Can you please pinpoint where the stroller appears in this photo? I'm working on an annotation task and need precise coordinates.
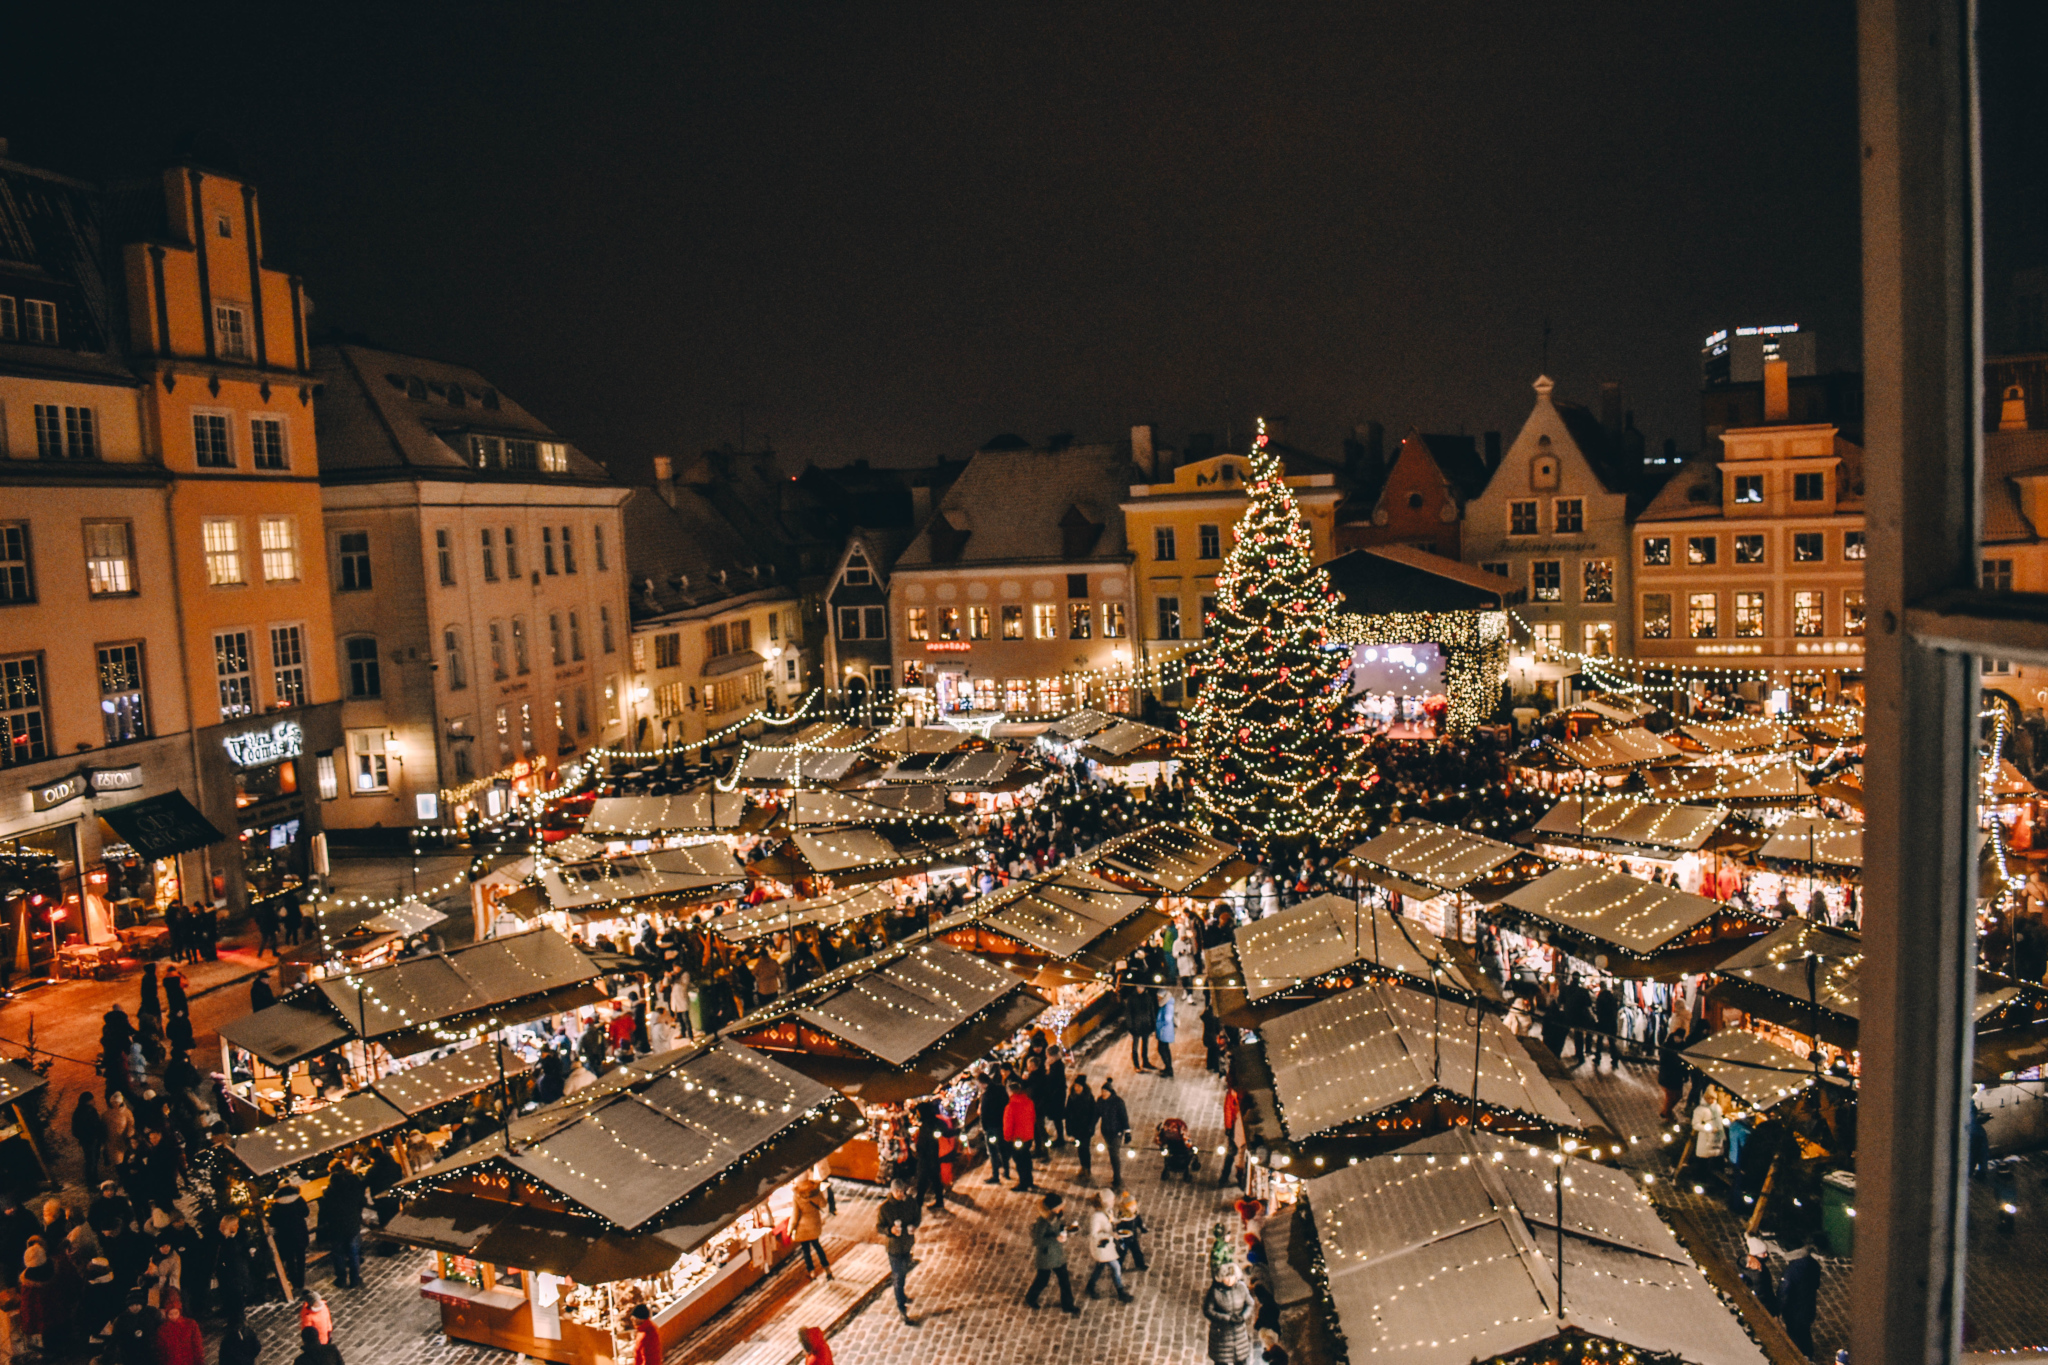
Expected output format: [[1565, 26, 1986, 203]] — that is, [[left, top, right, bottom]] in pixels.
[[1156, 1118, 1199, 1183]]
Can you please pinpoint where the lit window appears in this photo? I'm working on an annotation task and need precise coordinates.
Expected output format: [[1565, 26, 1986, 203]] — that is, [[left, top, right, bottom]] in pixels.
[[193, 412, 233, 468], [1641, 593, 1671, 640], [968, 606, 991, 640], [98, 643, 147, 744], [936, 607, 960, 640], [1069, 603, 1093, 639], [1582, 622, 1614, 656], [1103, 602, 1126, 638], [1034, 603, 1058, 639], [1642, 536, 1670, 566], [1735, 534, 1765, 564], [250, 417, 287, 470], [1843, 531, 1866, 561], [85, 522, 134, 596], [203, 519, 244, 585], [271, 624, 307, 706], [1733, 475, 1763, 504], [1531, 622, 1561, 656], [540, 442, 569, 472], [350, 730, 390, 792], [259, 516, 299, 582], [1581, 560, 1613, 603], [1687, 536, 1717, 566], [215, 632, 254, 719], [1688, 592, 1718, 638], [0, 525, 32, 603], [1001, 605, 1024, 639], [346, 636, 382, 699], [907, 607, 929, 641], [1843, 591, 1866, 637], [1734, 592, 1765, 637], [316, 752, 339, 800], [0, 655, 49, 768], [1794, 591, 1824, 637], [1531, 561, 1561, 601]]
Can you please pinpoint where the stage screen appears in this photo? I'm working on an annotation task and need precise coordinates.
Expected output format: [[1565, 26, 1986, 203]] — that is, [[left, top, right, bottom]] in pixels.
[[1349, 642, 1446, 697]]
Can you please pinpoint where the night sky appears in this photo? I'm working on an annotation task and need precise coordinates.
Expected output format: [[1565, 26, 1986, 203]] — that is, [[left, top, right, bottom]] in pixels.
[[6, 2, 1875, 480]]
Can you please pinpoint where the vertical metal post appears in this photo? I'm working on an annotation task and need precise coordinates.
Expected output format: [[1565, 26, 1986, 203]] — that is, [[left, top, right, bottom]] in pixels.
[[1857, 0, 1983, 1360]]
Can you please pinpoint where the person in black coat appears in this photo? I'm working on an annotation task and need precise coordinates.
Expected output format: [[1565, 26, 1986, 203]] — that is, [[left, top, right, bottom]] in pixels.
[[72, 1094, 106, 1188], [1096, 1079, 1131, 1190], [980, 1070, 1010, 1183], [250, 973, 277, 1014], [320, 1160, 368, 1290], [1777, 1244, 1820, 1357], [1064, 1076, 1100, 1183], [913, 1104, 948, 1214], [1591, 983, 1620, 1068], [1121, 975, 1156, 1071], [537, 1045, 568, 1104], [1044, 1052, 1069, 1146], [1657, 1024, 1691, 1120], [269, 1188, 310, 1291], [210, 1212, 258, 1323]]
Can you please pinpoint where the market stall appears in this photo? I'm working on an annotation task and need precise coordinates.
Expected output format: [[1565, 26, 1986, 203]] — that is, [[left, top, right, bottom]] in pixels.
[[1337, 819, 1530, 943], [1752, 814, 1864, 927], [1088, 823, 1252, 898], [780, 820, 981, 887], [1545, 725, 1685, 776], [1205, 893, 1477, 1030], [1297, 1129, 1765, 1365], [1240, 979, 1579, 1167], [1489, 863, 1773, 981], [1529, 794, 1729, 889], [732, 746, 872, 790], [1640, 756, 1815, 807], [534, 845, 749, 927], [713, 884, 899, 946], [382, 1039, 860, 1365], [780, 786, 950, 825], [1676, 716, 1804, 757], [1076, 720, 1177, 787], [580, 787, 752, 841]]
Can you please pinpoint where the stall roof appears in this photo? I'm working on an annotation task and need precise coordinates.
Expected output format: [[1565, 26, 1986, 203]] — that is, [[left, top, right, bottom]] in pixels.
[[0, 1060, 49, 1108], [382, 1192, 684, 1283], [538, 844, 748, 914], [792, 721, 873, 748], [311, 929, 604, 1050], [785, 786, 949, 825], [1641, 757, 1813, 805], [541, 833, 607, 865], [1091, 823, 1243, 893], [97, 790, 225, 861], [955, 866, 1154, 959], [1678, 717, 1803, 754], [1306, 1130, 1764, 1365], [217, 999, 357, 1068], [1339, 820, 1521, 898], [1493, 863, 1740, 960], [1712, 918, 1864, 1021], [372, 1042, 533, 1118], [1683, 1030, 1847, 1113], [1079, 720, 1175, 763], [1229, 894, 1471, 1001], [583, 788, 749, 836], [1800, 711, 1865, 743], [876, 747, 1018, 786], [232, 1091, 405, 1178], [407, 1040, 857, 1238], [714, 884, 898, 944], [734, 747, 869, 788], [867, 725, 970, 756], [1574, 694, 1657, 725], [789, 942, 1027, 1067], [787, 823, 974, 880], [1758, 816, 1865, 870], [1260, 982, 1576, 1141], [1531, 795, 1726, 854], [1545, 727, 1683, 771], [361, 901, 449, 938]]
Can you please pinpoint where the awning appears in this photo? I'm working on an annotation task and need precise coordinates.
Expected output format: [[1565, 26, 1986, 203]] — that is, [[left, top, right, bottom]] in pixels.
[[231, 1091, 407, 1177], [98, 791, 224, 861], [363, 902, 447, 938], [217, 999, 354, 1068], [0, 1060, 49, 1108], [702, 649, 767, 679], [380, 1192, 683, 1283], [373, 1043, 532, 1117], [1682, 1030, 1847, 1114]]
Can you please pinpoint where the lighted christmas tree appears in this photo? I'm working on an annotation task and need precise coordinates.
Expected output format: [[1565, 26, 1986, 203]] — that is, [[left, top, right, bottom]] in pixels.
[[1183, 420, 1371, 845]]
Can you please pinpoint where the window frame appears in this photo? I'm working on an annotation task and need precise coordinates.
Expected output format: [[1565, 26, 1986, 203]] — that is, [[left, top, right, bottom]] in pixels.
[[1552, 497, 1584, 534], [1530, 559, 1561, 601], [202, 518, 244, 586], [1793, 531, 1825, 563], [1508, 500, 1538, 536], [337, 530, 373, 592], [1734, 533, 1766, 565], [192, 409, 234, 468], [1686, 535, 1717, 566], [1640, 592, 1672, 640], [1155, 596, 1181, 641], [96, 641, 148, 745], [214, 630, 255, 719], [1198, 523, 1222, 559], [344, 635, 383, 699], [1153, 525, 1176, 561], [1642, 535, 1671, 567], [0, 524, 31, 605], [84, 521, 135, 597], [0, 653, 49, 768], [249, 415, 288, 470]]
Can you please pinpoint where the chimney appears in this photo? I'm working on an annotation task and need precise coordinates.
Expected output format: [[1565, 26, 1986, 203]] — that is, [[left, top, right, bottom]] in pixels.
[[1763, 358, 1791, 422], [2001, 383, 2030, 432], [652, 455, 677, 508], [1483, 431, 1502, 469], [1600, 382, 1624, 436], [1131, 424, 1157, 479]]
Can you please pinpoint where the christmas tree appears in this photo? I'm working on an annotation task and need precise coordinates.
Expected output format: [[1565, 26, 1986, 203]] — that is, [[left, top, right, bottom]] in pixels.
[[1183, 420, 1370, 845]]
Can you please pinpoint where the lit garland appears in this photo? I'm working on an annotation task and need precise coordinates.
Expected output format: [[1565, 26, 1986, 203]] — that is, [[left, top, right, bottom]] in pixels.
[[1183, 419, 1374, 844], [1329, 608, 1510, 737]]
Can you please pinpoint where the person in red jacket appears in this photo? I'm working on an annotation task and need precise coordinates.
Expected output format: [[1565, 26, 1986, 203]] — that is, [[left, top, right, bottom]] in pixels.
[[631, 1303, 661, 1365], [1002, 1081, 1039, 1192], [155, 1294, 205, 1365], [799, 1324, 834, 1365]]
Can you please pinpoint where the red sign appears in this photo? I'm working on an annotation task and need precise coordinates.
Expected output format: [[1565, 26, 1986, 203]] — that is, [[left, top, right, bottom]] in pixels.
[[924, 642, 972, 653]]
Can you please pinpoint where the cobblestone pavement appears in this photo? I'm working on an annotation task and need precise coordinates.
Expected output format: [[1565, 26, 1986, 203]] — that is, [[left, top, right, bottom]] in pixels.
[[211, 1237, 503, 1365], [826, 992, 1238, 1365]]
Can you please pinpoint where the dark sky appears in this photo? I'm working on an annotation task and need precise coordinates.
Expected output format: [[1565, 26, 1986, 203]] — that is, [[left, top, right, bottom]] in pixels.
[[7, 2, 1870, 480]]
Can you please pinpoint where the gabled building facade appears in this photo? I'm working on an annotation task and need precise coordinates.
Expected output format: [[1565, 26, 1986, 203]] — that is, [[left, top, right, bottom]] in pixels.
[[822, 531, 899, 723], [1334, 428, 1494, 561]]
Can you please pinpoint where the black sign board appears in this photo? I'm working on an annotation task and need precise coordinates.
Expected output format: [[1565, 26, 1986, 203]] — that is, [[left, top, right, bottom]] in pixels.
[[98, 792, 226, 861]]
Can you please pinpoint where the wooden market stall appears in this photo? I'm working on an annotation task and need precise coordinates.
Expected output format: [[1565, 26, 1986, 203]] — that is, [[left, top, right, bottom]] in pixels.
[[1087, 823, 1255, 899], [1529, 794, 1730, 888], [1488, 863, 1773, 981], [1336, 819, 1531, 944], [381, 1040, 861, 1365], [580, 787, 753, 841], [1204, 893, 1479, 1031]]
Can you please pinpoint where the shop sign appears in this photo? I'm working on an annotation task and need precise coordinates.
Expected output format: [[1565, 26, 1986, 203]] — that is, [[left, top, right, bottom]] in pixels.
[[31, 773, 88, 812], [90, 765, 143, 794], [222, 720, 304, 769], [30, 763, 149, 812]]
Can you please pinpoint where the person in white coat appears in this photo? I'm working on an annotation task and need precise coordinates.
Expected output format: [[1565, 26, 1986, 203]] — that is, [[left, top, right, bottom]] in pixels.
[[1082, 1191, 1132, 1302], [1691, 1097, 1727, 1162]]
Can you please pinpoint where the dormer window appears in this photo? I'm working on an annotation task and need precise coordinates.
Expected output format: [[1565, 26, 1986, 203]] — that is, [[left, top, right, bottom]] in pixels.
[[469, 435, 502, 469], [539, 442, 568, 472], [844, 551, 872, 585], [447, 384, 466, 409]]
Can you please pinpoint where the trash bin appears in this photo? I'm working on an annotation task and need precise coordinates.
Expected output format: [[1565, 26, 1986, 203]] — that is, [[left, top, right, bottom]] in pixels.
[[1821, 1169, 1856, 1259]]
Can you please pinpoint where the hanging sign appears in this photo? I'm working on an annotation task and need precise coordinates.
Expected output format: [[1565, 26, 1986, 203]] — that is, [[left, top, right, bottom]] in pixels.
[[223, 720, 304, 769]]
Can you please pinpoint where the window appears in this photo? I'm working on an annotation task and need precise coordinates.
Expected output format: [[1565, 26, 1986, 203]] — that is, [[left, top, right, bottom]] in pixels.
[[0, 655, 48, 768], [519, 702, 534, 752], [1642, 536, 1671, 566], [345, 637, 382, 698], [1198, 523, 1222, 559], [971, 677, 997, 710], [0, 297, 13, 339], [1734, 592, 1765, 637], [575, 687, 591, 737], [215, 305, 249, 359], [1156, 596, 1181, 640], [1481, 561, 1510, 579], [507, 438, 539, 469], [350, 730, 390, 792], [1582, 622, 1614, 656], [337, 531, 372, 590], [21, 299, 56, 344], [907, 607, 929, 641], [489, 621, 508, 679], [1103, 602, 1126, 638], [193, 412, 232, 467], [600, 605, 616, 654], [259, 517, 299, 582], [1734, 533, 1766, 564], [1581, 559, 1613, 603], [1793, 532, 1823, 563], [968, 605, 991, 640], [429, 528, 453, 585], [511, 616, 530, 673], [1001, 605, 1024, 639], [250, 417, 287, 470], [1069, 603, 1092, 639], [540, 442, 569, 473], [1154, 526, 1177, 560], [1984, 558, 2015, 592], [470, 435, 501, 469], [839, 607, 863, 640], [605, 675, 620, 722], [98, 643, 147, 744], [549, 614, 564, 666], [216, 212, 232, 239], [542, 527, 557, 575], [34, 404, 97, 460], [1531, 560, 1561, 601], [443, 628, 467, 689], [0, 525, 29, 603], [1004, 677, 1030, 712], [561, 526, 577, 573], [202, 519, 244, 585], [1842, 590, 1865, 637], [1688, 592, 1718, 638], [1733, 474, 1764, 504], [569, 610, 584, 661], [1687, 535, 1717, 566], [654, 681, 687, 717], [1509, 501, 1538, 536], [1531, 622, 1562, 656], [1033, 603, 1058, 639], [935, 607, 960, 640], [654, 631, 680, 669], [503, 527, 520, 578], [1553, 498, 1583, 533], [843, 554, 872, 586], [594, 525, 608, 571], [271, 625, 307, 705], [1794, 590, 1824, 637], [1641, 593, 1672, 640], [1843, 530, 1865, 561], [316, 752, 339, 801], [1793, 472, 1824, 501], [1199, 594, 1217, 632], [215, 632, 254, 719], [85, 523, 134, 596], [863, 606, 885, 638]]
